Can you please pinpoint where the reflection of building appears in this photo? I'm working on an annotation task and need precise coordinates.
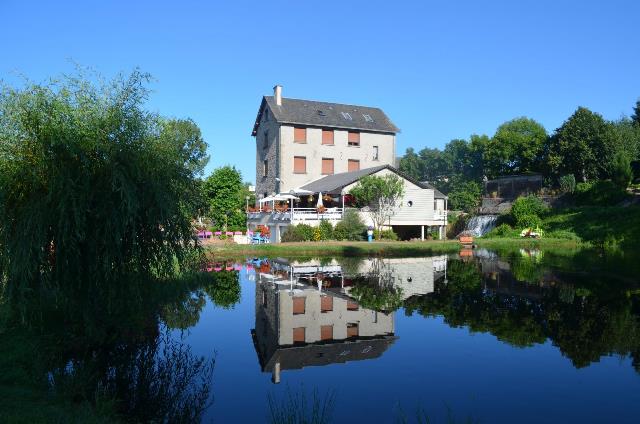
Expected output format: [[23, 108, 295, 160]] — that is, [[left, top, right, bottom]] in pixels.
[[251, 256, 447, 383]]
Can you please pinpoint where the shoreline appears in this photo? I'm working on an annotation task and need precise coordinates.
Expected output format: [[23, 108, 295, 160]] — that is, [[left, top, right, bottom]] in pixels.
[[204, 238, 585, 259]]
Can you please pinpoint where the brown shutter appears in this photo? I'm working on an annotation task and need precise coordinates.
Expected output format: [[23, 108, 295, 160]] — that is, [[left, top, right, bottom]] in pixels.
[[321, 158, 334, 175], [322, 129, 334, 145], [348, 159, 360, 172], [347, 323, 359, 338], [348, 131, 360, 146], [294, 156, 306, 174], [347, 300, 359, 311], [294, 127, 306, 143], [292, 297, 306, 314], [321, 325, 333, 341], [321, 295, 333, 312], [293, 327, 305, 343]]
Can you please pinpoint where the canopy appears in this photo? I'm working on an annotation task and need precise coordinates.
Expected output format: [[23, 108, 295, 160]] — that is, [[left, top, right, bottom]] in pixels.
[[289, 188, 313, 195], [259, 194, 299, 203]]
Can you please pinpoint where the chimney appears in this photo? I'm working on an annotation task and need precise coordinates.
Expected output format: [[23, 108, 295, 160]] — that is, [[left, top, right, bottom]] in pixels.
[[273, 85, 282, 106]]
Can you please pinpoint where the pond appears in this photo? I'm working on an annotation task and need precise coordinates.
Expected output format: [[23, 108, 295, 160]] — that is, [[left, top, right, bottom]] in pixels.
[[4, 248, 640, 423]]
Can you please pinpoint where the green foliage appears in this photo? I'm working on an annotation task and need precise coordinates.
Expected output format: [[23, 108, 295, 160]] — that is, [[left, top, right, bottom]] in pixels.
[[0, 69, 208, 297], [510, 195, 547, 227], [350, 174, 404, 238], [485, 117, 547, 177], [611, 151, 633, 189], [204, 271, 241, 309], [485, 223, 514, 238], [349, 282, 403, 312], [632, 99, 640, 126], [573, 180, 629, 206], [318, 220, 334, 241], [547, 107, 620, 182], [333, 209, 366, 241], [447, 180, 481, 212], [281, 224, 315, 242], [376, 229, 399, 241], [559, 174, 576, 194], [203, 166, 246, 232]]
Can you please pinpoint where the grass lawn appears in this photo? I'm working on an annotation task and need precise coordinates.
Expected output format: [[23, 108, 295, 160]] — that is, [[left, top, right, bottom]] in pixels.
[[204, 238, 584, 259]]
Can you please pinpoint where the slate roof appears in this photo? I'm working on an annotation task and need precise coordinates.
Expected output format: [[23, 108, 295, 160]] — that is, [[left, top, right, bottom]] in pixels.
[[252, 331, 397, 373], [300, 165, 447, 198], [420, 182, 447, 199], [252, 96, 400, 136]]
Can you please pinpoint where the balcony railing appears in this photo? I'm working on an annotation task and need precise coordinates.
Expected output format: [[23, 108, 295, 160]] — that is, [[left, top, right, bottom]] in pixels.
[[434, 210, 447, 222], [247, 207, 344, 222]]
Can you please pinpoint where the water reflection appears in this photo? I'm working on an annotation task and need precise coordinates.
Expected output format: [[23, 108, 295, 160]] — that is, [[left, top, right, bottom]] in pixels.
[[251, 256, 448, 383]]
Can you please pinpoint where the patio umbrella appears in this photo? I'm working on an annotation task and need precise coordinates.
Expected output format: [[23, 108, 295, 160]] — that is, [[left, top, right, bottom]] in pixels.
[[316, 192, 324, 208]]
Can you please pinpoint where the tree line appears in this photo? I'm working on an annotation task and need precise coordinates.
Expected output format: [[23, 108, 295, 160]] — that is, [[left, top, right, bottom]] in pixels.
[[399, 101, 640, 211]]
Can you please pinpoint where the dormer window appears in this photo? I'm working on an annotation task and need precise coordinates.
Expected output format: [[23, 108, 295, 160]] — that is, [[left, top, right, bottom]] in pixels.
[[341, 112, 352, 120]]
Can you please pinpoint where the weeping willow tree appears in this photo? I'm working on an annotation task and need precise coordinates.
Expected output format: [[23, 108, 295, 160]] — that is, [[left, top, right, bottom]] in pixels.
[[0, 69, 209, 298]]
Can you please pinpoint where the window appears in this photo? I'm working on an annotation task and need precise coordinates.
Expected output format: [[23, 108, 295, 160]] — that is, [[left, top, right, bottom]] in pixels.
[[263, 160, 268, 177], [347, 300, 359, 311], [293, 327, 305, 343], [347, 323, 359, 338], [363, 114, 373, 122], [407, 200, 413, 207], [373, 145, 379, 160], [321, 325, 333, 341], [321, 158, 334, 175], [263, 130, 269, 151], [348, 159, 360, 172], [341, 112, 352, 120], [292, 297, 306, 315], [322, 129, 334, 145], [294, 156, 307, 174], [294, 127, 307, 143], [348, 131, 360, 146], [321, 295, 333, 313], [264, 109, 269, 121]]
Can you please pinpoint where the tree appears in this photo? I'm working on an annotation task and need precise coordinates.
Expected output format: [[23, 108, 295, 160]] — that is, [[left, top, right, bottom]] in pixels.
[[485, 117, 547, 177], [447, 179, 481, 212], [547, 107, 619, 182], [611, 151, 632, 189], [0, 69, 207, 296], [203, 166, 246, 231], [349, 174, 405, 239], [159, 118, 209, 175], [398, 147, 423, 180], [632, 99, 640, 126]]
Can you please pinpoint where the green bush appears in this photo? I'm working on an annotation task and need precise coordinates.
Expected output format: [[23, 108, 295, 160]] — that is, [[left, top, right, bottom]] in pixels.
[[545, 230, 580, 240], [333, 209, 366, 241], [611, 152, 633, 189], [318, 220, 334, 241], [447, 181, 481, 212], [510, 195, 547, 227], [281, 224, 315, 242], [559, 174, 576, 194], [517, 213, 542, 229], [484, 223, 513, 238], [377, 229, 399, 241], [573, 180, 628, 206]]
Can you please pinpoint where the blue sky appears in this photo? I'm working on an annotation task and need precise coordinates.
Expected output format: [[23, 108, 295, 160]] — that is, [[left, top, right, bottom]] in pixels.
[[2, 0, 639, 184]]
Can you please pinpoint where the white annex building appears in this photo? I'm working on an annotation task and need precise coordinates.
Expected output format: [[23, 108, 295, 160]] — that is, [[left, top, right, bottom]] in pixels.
[[249, 86, 447, 242]]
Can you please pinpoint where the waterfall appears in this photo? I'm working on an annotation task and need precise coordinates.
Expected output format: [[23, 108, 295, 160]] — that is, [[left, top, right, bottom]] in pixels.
[[464, 215, 498, 237]]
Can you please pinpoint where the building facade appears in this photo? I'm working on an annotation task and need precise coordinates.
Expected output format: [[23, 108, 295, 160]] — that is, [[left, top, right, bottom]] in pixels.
[[252, 85, 399, 198]]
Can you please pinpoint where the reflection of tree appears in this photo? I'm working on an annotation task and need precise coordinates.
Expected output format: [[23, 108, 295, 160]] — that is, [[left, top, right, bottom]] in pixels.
[[204, 271, 241, 309], [2, 272, 217, 421], [349, 258, 403, 312], [404, 259, 640, 371]]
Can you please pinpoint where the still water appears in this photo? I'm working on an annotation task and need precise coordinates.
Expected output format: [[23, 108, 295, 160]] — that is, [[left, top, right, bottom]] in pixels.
[[11, 249, 640, 423], [173, 250, 640, 423]]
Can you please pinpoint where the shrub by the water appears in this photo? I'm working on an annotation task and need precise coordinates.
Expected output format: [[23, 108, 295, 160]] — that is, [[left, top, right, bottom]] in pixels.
[[333, 209, 366, 241], [318, 220, 334, 241], [485, 223, 514, 238], [510, 196, 547, 228], [281, 224, 315, 242]]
